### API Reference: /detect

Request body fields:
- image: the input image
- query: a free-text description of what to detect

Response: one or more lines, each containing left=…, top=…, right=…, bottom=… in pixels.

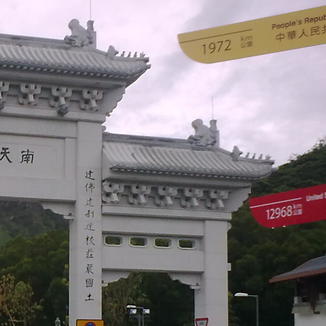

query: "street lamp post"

left=126, top=305, right=150, bottom=326
left=234, top=292, right=259, bottom=326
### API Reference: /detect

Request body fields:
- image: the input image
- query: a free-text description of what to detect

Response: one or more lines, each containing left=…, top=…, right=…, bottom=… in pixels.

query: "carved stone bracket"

left=181, top=188, right=204, bottom=208
left=128, top=184, right=151, bottom=205
left=102, top=180, right=247, bottom=212
left=18, top=83, right=41, bottom=105
left=0, top=81, right=9, bottom=110
left=50, top=86, right=73, bottom=116
left=155, top=186, right=178, bottom=207
left=102, top=181, right=124, bottom=204
left=0, top=81, right=125, bottom=117
left=80, top=89, right=103, bottom=111
left=206, top=190, right=229, bottom=209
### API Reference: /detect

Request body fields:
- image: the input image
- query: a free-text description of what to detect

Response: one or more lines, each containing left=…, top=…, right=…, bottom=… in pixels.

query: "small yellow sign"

left=178, top=6, right=326, bottom=63
left=76, top=319, right=104, bottom=326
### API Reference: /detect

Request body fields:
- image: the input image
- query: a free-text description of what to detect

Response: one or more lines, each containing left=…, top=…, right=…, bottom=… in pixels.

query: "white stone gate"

left=0, top=19, right=273, bottom=326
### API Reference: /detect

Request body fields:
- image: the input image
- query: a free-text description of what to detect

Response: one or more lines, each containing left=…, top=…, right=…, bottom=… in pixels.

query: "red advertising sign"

left=249, top=184, right=326, bottom=228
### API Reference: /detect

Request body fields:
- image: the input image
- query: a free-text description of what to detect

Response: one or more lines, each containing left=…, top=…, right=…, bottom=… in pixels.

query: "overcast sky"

left=1, top=1, right=326, bottom=165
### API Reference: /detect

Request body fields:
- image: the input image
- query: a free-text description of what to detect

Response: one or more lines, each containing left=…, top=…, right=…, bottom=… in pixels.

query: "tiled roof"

left=269, top=256, right=326, bottom=283
left=103, top=133, right=274, bottom=180
left=0, top=34, right=150, bottom=84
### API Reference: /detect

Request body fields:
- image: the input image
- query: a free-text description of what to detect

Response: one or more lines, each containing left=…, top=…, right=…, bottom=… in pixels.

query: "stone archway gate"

left=0, top=19, right=273, bottom=326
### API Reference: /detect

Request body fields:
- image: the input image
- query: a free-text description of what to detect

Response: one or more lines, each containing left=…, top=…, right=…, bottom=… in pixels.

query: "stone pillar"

left=194, top=219, right=229, bottom=326
left=69, top=121, right=103, bottom=325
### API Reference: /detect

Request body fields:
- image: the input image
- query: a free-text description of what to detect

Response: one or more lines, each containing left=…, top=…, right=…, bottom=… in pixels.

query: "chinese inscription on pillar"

left=82, top=168, right=100, bottom=304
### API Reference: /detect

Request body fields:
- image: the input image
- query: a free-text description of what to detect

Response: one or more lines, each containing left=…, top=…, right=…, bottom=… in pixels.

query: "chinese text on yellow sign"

left=178, top=6, right=326, bottom=63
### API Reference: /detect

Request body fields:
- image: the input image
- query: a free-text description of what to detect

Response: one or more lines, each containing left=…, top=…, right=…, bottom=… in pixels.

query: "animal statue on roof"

left=64, top=19, right=96, bottom=47
left=188, top=118, right=219, bottom=147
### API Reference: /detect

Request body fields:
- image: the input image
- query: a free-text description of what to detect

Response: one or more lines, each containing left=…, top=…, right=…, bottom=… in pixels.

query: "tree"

left=0, top=231, right=68, bottom=325
left=102, top=273, right=193, bottom=326
left=0, top=274, right=40, bottom=325
left=102, top=273, right=147, bottom=326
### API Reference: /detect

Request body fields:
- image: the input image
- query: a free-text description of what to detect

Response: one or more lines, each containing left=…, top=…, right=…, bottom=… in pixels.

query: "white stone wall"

left=0, top=115, right=76, bottom=202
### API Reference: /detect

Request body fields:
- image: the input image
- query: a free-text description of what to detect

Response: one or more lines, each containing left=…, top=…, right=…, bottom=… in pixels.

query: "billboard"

left=249, top=184, right=326, bottom=228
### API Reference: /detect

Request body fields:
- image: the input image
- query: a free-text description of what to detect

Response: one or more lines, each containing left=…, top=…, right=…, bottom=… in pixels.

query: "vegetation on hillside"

left=0, top=231, right=68, bottom=325
left=229, top=139, right=326, bottom=326
left=0, top=202, right=67, bottom=246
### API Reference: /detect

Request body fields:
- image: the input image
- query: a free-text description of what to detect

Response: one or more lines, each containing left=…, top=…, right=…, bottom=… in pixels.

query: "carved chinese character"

left=85, top=182, right=95, bottom=193
left=86, top=264, right=94, bottom=274
left=85, top=170, right=95, bottom=180
left=85, top=293, right=95, bottom=301
left=86, top=236, right=95, bottom=246
left=86, top=248, right=94, bottom=259
left=20, top=149, right=34, bottom=164
left=85, top=198, right=94, bottom=207
left=85, top=222, right=95, bottom=232
left=0, top=147, right=12, bottom=163
left=85, top=278, right=94, bottom=288
left=85, top=210, right=95, bottom=218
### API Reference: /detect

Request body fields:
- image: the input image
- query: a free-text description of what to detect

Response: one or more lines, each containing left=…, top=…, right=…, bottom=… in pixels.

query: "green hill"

left=0, top=201, right=67, bottom=246
left=229, top=139, right=326, bottom=326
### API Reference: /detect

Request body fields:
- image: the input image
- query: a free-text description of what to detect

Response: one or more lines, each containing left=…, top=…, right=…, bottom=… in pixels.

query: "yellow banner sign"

left=178, top=6, right=326, bottom=63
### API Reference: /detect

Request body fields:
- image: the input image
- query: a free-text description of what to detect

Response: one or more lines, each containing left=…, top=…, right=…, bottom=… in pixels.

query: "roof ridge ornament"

left=106, top=46, right=150, bottom=64
left=231, top=146, right=242, bottom=161
left=64, top=19, right=96, bottom=48
left=188, top=118, right=220, bottom=147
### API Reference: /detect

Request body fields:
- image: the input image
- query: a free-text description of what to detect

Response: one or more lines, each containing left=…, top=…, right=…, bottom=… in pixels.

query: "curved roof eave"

left=102, top=135, right=274, bottom=181
left=0, top=34, right=150, bottom=84
left=269, top=255, right=326, bottom=283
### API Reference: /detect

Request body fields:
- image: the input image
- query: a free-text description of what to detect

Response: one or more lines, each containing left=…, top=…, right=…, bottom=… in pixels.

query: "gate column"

left=194, top=220, right=230, bottom=325
left=69, top=121, right=103, bottom=322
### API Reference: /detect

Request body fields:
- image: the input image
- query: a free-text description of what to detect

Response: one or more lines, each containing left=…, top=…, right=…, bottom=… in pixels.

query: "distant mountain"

left=0, top=201, right=67, bottom=246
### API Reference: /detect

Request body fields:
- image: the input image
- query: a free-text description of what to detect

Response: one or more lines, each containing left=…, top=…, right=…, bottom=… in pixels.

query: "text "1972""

left=202, top=39, right=231, bottom=55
